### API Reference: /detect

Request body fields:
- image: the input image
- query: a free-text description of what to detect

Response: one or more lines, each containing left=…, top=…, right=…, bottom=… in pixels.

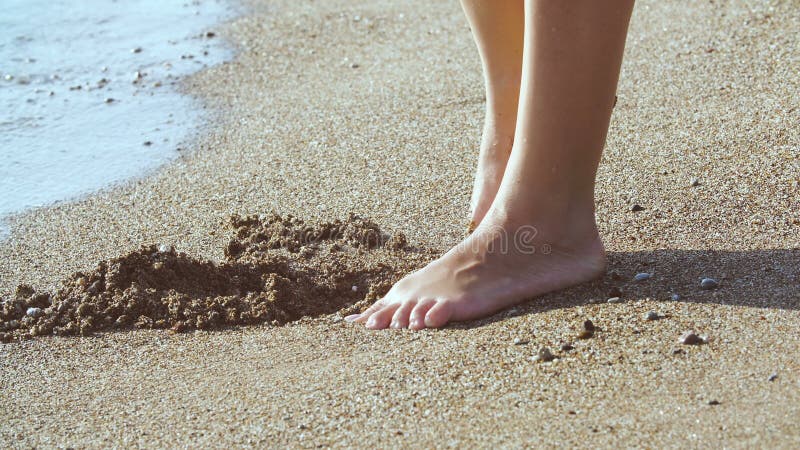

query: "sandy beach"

left=1, top=0, right=799, bottom=447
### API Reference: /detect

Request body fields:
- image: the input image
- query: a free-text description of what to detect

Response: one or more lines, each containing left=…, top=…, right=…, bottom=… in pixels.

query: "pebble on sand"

left=645, top=311, right=660, bottom=321
left=351, top=285, right=358, bottom=292
left=690, top=177, right=701, bottom=187
left=768, top=373, right=778, bottom=382
left=158, top=244, right=172, bottom=253
left=634, top=272, right=651, bottom=282
left=577, top=320, right=595, bottom=339
left=607, top=297, right=622, bottom=304
left=700, top=278, right=719, bottom=290
left=534, top=347, right=555, bottom=362
left=26, top=307, right=43, bottom=318
left=671, top=293, right=680, bottom=301
left=630, top=204, right=645, bottom=212
left=560, top=343, right=575, bottom=351
left=513, top=337, right=529, bottom=345
left=132, top=47, right=142, bottom=53
left=350, top=63, right=360, bottom=69
left=680, top=331, right=707, bottom=345
left=708, top=400, right=720, bottom=406
left=104, top=98, right=115, bottom=104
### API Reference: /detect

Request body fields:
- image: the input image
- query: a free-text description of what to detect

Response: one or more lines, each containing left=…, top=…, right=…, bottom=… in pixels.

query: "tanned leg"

left=459, top=0, right=525, bottom=231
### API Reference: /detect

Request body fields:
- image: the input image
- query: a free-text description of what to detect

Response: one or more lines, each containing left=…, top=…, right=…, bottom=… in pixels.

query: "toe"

left=409, top=299, right=437, bottom=331
left=424, top=301, right=453, bottom=329
left=353, top=299, right=385, bottom=324
left=390, top=300, right=417, bottom=329
left=365, top=303, right=400, bottom=330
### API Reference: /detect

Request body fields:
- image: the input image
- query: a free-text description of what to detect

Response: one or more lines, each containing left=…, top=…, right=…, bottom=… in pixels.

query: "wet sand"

left=1, top=0, right=799, bottom=447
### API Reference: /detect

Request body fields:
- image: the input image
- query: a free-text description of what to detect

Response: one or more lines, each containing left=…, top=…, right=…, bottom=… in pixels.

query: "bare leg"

left=459, top=0, right=524, bottom=230
left=351, top=0, right=635, bottom=330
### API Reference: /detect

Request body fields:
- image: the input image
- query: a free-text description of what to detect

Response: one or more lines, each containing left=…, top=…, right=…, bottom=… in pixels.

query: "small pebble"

left=26, top=307, right=43, bottom=318
left=768, top=373, right=778, bottom=382
left=680, top=331, right=707, bottom=345
left=560, top=343, right=574, bottom=351
left=132, top=47, right=142, bottom=53
left=350, top=63, right=360, bottom=69
left=671, top=293, right=680, bottom=301
left=143, top=141, right=152, bottom=146
left=513, top=337, right=529, bottom=345
left=534, top=347, right=555, bottom=362
left=708, top=400, right=720, bottom=406
left=351, top=285, right=358, bottom=292
left=634, top=272, right=651, bottom=282
left=158, top=244, right=171, bottom=253
left=607, top=297, right=622, bottom=304
left=690, top=177, right=701, bottom=187
left=645, top=311, right=660, bottom=321
left=630, top=204, right=645, bottom=212
left=205, top=31, right=216, bottom=38
left=104, top=97, right=115, bottom=103
left=700, top=278, right=719, bottom=290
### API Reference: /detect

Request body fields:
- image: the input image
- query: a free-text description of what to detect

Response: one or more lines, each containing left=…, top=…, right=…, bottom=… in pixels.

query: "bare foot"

left=348, top=212, right=606, bottom=330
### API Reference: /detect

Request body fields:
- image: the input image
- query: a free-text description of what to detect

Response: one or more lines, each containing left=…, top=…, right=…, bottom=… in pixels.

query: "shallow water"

left=0, top=0, right=233, bottom=236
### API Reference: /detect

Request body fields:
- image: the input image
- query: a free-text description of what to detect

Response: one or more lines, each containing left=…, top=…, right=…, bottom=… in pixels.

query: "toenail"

left=344, top=314, right=361, bottom=322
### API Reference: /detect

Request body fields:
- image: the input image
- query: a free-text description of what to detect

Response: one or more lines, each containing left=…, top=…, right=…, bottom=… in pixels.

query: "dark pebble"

left=630, top=204, right=645, bottom=212
left=560, top=343, right=575, bottom=351
left=768, top=373, right=778, bottom=382
left=634, top=272, right=651, bottom=282
left=708, top=400, right=720, bottom=406
left=700, top=278, right=719, bottom=290
left=690, top=177, right=701, bottom=187
left=143, top=141, right=152, bottom=146
left=583, top=320, right=596, bottom=332
left=680, top=331, right=706, bottom=345
left=205, top=31, right=216, bottom=38
left=104, top=98, right=115, bottom=103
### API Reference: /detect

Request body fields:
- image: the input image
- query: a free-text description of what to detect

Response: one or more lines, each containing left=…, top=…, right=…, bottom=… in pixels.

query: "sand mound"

left=0, top=214, right=433, bottom=342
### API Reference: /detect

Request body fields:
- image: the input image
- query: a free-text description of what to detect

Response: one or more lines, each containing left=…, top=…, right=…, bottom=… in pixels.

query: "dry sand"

left=1, top=0, right=799, bottom=447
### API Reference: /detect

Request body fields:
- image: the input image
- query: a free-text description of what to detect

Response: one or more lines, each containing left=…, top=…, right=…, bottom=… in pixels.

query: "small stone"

left=350, top=62, right=360, bottom=69
left=351, top=285, right=358, bottom=292
left=104, top=97, right=115, bottom=103
left=708, top=400, right=720, bottom=406
left=513, top=337, right=529, bottom=345
left=577, top=320, right=595, bottom=339
left=607, top=297, right=622, bottom=304
left=534, top=347, right=555, bottom=362
left=634, top=272, right=651, bottom=282
left=630, top=204, right=645, bottom=212
left=645, top=311, right=660, bottom=321
left=680, top=331, right=706, bottom=345
left=205, top=31, right=216, bottom=38
left=671, top=293, right=680, bottom=301
left=158, top=244, right=171, bottom=253
left=768, top=373, right=778, bottom=382
left=143, top=141, right=152, bottom=146
left=4, top=74, right=13, bottom=81
left=26, top=307, right=43, bottom=318
left=700, top=278, right=719, bottom=290
left=132, top=47, right=142, bottom=53
left=331, top=316, right=343, bottom=324
left=583, top=320, right=596, bottom=332
left=560, top=343, right=574, bottom=351
left=690, top=177, right=701, bottom=187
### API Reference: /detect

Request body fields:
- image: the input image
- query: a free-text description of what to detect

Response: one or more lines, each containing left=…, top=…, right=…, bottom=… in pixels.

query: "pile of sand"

left=0, top=214, right=433, bottom=342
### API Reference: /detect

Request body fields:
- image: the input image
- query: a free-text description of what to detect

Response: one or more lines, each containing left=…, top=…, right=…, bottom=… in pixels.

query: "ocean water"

left=0, top=0, right=232, bottom=236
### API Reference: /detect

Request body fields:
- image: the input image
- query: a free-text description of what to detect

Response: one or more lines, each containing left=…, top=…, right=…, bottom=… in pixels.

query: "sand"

left=1, top=0, right=799, bottom=447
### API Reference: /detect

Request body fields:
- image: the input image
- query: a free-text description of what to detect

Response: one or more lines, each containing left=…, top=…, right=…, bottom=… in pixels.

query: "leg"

left=460, top=0, right=525, bottom=231
left=350, top=0, right=635, bottom=330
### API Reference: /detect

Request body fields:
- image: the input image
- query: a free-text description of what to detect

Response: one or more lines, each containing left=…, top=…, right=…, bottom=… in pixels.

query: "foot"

left=468, top=129, right=513, bottom=233
left=348, top=213, right=606, bottom=330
